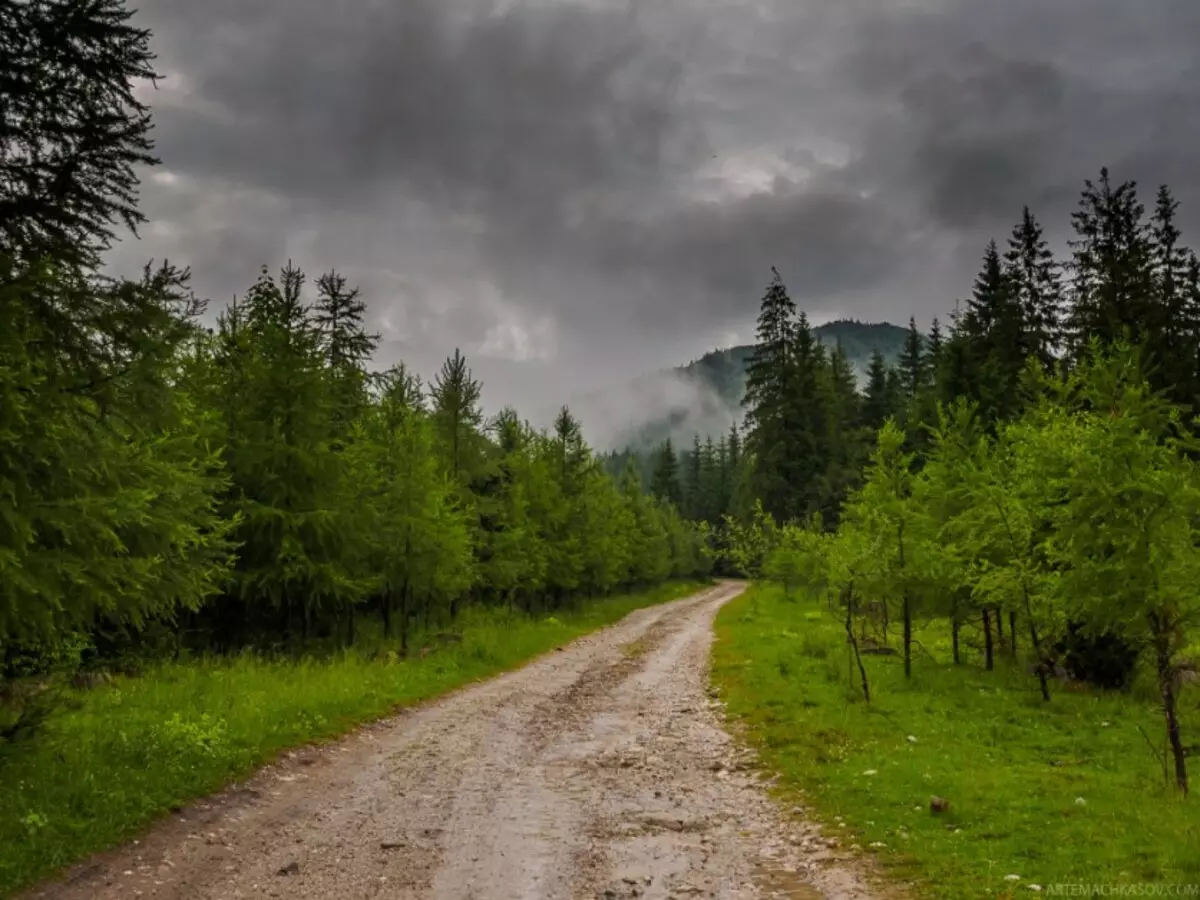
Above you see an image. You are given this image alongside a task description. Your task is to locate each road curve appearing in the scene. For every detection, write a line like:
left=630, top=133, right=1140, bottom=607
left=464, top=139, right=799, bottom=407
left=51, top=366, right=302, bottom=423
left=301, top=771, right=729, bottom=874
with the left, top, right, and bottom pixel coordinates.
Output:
left=27, top=582, right=885, bottom=900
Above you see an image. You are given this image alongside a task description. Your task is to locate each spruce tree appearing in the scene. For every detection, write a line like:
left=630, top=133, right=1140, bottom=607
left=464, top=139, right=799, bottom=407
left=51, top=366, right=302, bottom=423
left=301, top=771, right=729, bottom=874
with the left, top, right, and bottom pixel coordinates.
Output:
left=1004, top=207, right=1062, bottom=369
left=862, top=350, right=892, bottom=432
left=684, top=433, right=703, bottom=518
left=314, top=271, right=378, bottom=442
left=0, top=0, right=158, bottom=267
left=1148, top=186, right=1199, bottom=408
left=898, top=317, right=927, bottom=399
left=218, top=264, right=362, bottom=641
left=743, top=268, right=798, bottom=521
left=430, top=349, right=485, bottom=487
left=650, top=438, right=682, bottom=507
left=927, top=317, right=944, bottom=372
left=1067, top=168, right=1155, bottom=355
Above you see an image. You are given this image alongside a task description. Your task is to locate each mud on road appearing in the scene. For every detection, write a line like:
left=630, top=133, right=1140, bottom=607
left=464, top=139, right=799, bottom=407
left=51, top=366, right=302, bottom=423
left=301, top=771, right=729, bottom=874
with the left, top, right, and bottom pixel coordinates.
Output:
left=28, top=582, right=890, bottom=900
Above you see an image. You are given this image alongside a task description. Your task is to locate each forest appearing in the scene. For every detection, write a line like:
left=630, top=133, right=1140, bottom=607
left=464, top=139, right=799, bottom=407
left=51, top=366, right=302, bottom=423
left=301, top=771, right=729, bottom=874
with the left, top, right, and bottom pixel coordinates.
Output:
left=1, top=0, right=1198, bottom=894
left=0, top=0, right=711, bottom=696
left=698, top=180, right=1200, bottom=799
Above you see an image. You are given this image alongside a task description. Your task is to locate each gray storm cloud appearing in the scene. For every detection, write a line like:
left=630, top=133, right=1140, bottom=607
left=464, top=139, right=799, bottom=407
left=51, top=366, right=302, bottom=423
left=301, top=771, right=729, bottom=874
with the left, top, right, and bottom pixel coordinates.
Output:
left=105, top=0, right=1200, bottom=418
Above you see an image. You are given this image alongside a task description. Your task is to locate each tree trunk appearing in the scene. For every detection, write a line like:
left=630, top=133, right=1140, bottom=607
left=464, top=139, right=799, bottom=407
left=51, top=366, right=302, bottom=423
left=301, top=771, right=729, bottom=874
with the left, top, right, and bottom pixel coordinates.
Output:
left=400, top=582, right=411, bottom=657
left=382, top=590, right=393, bottom=639
left=844, top=585, right=870, bottom=703
left=898, top=522, right=911, bottom=678
left=995, top=607, right=1005, bottom=651
left=347, top=604, right=356, bottom=646
left=902, top=592, right=912, bottom=678
left=1009, top=611, right=1018, bottom=656
left=982, top=608, right=994, bottom=672
left=1021, top=585, right=1050, bottom=702
left=951, top=615, right=961, bottom=666
left=1152, top=619, right=1189, bottom=795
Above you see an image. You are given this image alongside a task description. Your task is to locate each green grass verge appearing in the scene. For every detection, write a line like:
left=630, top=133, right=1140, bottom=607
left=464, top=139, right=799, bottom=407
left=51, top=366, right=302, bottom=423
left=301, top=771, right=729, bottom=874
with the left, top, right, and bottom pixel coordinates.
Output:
left=712, top=583, right=1200, bottom=900
left=0, top=580, right=705, bottom=897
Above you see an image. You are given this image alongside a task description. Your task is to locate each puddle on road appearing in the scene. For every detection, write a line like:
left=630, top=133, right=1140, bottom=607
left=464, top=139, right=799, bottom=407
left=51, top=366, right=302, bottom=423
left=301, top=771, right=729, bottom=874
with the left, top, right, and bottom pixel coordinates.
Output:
left=753, top=863, right=830, bottom=899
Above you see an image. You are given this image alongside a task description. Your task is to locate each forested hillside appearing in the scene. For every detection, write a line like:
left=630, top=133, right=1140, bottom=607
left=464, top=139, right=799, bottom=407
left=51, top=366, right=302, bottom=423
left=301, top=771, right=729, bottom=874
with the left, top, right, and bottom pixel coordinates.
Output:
left=587, top=320, right=908, bottom=454
left=619, top=178, right=1200, bottom=803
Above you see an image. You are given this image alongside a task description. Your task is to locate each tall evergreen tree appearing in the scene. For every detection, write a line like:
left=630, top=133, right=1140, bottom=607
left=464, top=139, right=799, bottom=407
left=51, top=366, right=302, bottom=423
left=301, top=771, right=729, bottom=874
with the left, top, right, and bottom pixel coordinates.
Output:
left=743, top=268, right=799, bottom=521
left=218, top=264, right=361, bottom=641
left=861, top=350, right=893, bottom=433
left=1067, top=168, right=1155, bottom=355
left=1004, top=207, right=1063, bottom=369
left=429, top=349, right=485, bottom=487
left=898, top=317, right=928, bottom=400
left=314, top=270, right=378, bottom=442
left=0, top=0, right=158, bottom=267
left=650, top=438, right=682, bottom=507
left=1147, top=185, right=1199, bottom=408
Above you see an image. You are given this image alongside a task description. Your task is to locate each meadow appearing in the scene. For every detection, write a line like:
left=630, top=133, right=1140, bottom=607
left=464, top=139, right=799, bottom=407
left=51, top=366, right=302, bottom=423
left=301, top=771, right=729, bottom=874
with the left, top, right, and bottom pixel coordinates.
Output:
left=712, top=584, right=1200, bottom=899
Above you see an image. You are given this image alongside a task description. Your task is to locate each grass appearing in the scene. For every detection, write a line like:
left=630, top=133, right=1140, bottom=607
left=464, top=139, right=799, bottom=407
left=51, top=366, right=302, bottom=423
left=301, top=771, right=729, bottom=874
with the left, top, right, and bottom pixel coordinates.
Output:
left=711, top=583, right=1200, bottom=900
left=0, top=580, right=705, bottom=897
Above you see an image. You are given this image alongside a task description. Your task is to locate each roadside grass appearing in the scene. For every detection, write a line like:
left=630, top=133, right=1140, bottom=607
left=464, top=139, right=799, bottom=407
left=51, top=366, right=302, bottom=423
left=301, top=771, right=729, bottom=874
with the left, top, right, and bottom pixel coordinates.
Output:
left=712, top=583, right=1200, bottom=900
left=0, top=580, right=706, bottom=897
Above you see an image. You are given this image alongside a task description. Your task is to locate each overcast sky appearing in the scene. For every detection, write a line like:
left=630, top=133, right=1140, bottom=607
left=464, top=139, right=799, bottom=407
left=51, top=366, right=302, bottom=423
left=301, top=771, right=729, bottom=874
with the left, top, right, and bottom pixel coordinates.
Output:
left=109, top=0, right=1200, bottom=424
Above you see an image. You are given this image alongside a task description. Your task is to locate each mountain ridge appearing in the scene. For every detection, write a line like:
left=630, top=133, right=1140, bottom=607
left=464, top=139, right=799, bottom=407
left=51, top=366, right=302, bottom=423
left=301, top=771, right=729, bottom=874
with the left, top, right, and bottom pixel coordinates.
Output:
left=579, top=320, right=911, bottom=452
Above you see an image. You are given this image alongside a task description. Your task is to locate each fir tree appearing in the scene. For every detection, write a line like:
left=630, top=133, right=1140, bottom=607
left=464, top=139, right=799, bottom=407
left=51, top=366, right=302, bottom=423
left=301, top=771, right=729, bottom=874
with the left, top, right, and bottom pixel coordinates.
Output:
left=861, top=350, right=892, bottom=432
left=743, top=268, right=799, bottom=521
left=0, top=0, right=158, bottom=267
left=429, top=349, right=485, bottom=487
left=1067, top=168, right=1155, bottom=355
left=1004, top=207, right=1062, bottom=369
left=650, top=438, right=682, bottom=507
left=314, top=271, right=378, bottom=442
left=898, top=317, right=927, bottom=400
left=1148, top=185, right=1199, bottom=408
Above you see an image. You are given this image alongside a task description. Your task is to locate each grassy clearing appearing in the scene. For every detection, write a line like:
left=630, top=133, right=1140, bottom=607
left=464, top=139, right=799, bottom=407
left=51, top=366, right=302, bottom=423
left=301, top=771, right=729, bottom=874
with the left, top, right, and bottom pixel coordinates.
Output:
left=712, top=583, right=1200, bottom=899
left=0, top=580, right=705, bottom=897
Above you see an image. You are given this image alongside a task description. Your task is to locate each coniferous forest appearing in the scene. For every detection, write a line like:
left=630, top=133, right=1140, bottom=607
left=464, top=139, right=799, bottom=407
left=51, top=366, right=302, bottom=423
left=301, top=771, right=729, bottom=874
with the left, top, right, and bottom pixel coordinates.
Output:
left=715, top=178, right=1200, bottom=798
left=2, top=0, right=1199, bottom=895
left=0, top=0, right=709, bottom=681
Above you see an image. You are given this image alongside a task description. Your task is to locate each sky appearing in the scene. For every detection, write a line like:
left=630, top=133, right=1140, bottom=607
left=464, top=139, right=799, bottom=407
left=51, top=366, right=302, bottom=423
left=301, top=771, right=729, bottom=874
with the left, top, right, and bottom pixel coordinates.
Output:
left=108, top=0, right=1200, bottom=435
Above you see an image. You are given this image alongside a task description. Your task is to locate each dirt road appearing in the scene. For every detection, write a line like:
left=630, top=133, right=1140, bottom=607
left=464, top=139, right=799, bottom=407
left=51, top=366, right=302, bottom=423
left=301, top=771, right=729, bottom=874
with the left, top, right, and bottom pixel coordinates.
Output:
left=29, top=582, right=886, bottom=900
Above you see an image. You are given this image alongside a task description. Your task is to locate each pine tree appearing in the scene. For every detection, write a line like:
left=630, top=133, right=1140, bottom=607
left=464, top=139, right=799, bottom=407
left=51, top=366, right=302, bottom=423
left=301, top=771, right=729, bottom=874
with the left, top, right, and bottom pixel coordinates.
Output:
left=1004, top=207, right=1062, bottom=369
left=954, top=242, right=1023, bottom=426
left=650, top=438, right=682, bottom=507
left=898, top=317, right=927, bottom=399
left=927, top=317, right=944, bottom=372
left=0, top=0, right=158, bottom=267
left=429, top=349, right=485, bottom=488
left=218, top=263, right=362, bottom=642
left=0, top=260, right=235, bottom=644
left=1067, top=168, right=1155, bottom=355
left=818, top=342, right=866, bottom=524
left=1148, top=185, right=1198, bottom=408
left=684, top=433, right=703, bottom=518
left=861, top=351, right=892, bottom=432
left=314, top=271, right=378, bottom=442
left=743, top=268, right=799, bottom=521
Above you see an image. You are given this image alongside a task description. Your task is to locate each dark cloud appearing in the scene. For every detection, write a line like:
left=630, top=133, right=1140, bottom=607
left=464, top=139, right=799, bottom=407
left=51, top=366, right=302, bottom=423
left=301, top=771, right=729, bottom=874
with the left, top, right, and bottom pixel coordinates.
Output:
left=836, top=0, right=1200, bottom=238
left=104, top=0, right=1200, bottom=427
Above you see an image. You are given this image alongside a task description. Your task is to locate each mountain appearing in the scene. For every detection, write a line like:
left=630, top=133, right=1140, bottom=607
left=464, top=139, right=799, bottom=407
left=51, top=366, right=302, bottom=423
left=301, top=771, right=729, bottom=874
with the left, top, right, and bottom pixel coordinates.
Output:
left=578, top=320, right=910, bottom=452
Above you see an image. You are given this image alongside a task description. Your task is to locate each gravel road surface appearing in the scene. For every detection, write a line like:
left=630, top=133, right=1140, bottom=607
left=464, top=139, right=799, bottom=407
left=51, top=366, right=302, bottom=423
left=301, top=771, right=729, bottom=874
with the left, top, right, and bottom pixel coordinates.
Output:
left=28, top=582, right=889, bottom=900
